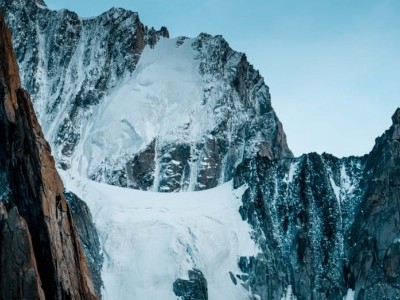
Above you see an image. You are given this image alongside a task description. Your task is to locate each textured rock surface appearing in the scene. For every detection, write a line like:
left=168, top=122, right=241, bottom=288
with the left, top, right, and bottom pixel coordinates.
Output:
left=2, top=1, right=399, bottom=299
left=1, top=0, right=291, bottom=192
left=234, top=109, right=400, bottom=299
left=234, top=153, right=366, bottom=300
left=0, top=0, right=168, bottom=169
left=348, top=113, right=400, bottom=299
left=0, top=13, right=98, bottom=299
left=0, top=204, right=45, bottom=299
left=65, top=192, right=103, bottom=295
left=173, top=269, right=208, bottom=300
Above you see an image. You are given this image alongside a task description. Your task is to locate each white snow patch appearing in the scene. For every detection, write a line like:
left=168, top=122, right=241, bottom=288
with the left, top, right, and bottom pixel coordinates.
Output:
left=329, top=177, right=341, bottom=203
left=281, top=285, right=297, bottom=300
left=74, top=37, right=207, bottom=177
left=61, top=171, right=258, bottom=300
left=340, top=164, right=355, bottom=194
left=343, top=289, right=355, bottom=300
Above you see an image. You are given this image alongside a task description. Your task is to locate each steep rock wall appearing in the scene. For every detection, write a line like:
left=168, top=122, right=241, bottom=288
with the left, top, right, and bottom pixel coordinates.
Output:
left=0, top=13, right=98, bottom=299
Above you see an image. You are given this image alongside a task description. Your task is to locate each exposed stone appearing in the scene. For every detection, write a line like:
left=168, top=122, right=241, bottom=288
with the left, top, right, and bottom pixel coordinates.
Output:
left=127, top=140, right=156, bottom=190
left=392, top=107, right=400, bottom=125
left=348, top=115, right=400, bottom=299
left=1, top=1, right=292, bottom=193
left=0, top=204, right=45, bottom=300
left=0, top=0, right=171, bottom=174
left=0, top=13, right=98, bottom=299
left=66, top=192, right=103, bottom=295
left=173, top=269, right=208, bottom=300
left=234, top=109, right=400, bottom=299
left=234, top=152, right=366, bottom=300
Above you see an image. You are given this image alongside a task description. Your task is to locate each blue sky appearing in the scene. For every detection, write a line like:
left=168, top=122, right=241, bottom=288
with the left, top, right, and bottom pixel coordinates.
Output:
left=45, top=0, right=400, bottom=157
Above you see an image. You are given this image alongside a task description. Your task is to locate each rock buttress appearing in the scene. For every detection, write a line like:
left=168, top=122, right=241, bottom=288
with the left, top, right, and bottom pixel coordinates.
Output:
left=0, top=13, right=98, bottom=299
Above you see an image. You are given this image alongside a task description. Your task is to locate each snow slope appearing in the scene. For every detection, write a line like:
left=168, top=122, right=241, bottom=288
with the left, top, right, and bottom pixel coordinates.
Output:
left=73, top=37, right=204, bottom=178
left=61, top=171, right=259, bottom=299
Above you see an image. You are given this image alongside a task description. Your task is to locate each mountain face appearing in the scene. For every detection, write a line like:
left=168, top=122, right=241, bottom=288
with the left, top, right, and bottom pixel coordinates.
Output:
left=0, top=13, right=98, bottom=299
left=1, top=0, right=399, bottom=300
left=0, top=0, right=291, bottom=193
left=233, top=110, right=400, bottom=299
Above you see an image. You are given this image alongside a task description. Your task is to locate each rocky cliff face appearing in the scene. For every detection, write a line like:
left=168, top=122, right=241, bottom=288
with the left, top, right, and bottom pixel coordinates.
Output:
left=0, top=13, right=98, bottom=299
left=0, top=0, right=291, bottom=192
left=348, top=108, right=400, bottom=299
left=233, top=110, right=400, bottom=299
left=2, top=1, right=398, bottom=300
left=0, top=0, right=168, bottom=171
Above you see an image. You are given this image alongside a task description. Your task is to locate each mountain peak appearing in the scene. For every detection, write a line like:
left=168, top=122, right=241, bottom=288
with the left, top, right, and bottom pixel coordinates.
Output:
left=392, top=107, right=400, bottom=125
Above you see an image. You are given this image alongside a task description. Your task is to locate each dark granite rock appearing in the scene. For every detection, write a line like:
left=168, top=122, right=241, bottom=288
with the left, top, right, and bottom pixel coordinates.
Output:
left=234, top=152, right=366, bottom=299
left=173, top=268, right=208, bottom=300
left=392, top=108, right=400, bottom=125
left=0, top=204, right=45, bottom=299
left=348, top=111, right=400, bottom=299
left=126, top=140, right=156, bottom=190
left=66, top=192, right=103, bottom=296
left=233, top=108, right=400, bottom=299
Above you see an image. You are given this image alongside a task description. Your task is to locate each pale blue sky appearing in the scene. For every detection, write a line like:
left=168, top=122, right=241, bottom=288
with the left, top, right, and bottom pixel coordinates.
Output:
left=45, top=0, right=400, bottom=157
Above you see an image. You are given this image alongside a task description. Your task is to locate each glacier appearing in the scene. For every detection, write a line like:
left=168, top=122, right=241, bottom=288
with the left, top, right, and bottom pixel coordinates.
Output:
left=61, top=171, right=259, bottom=299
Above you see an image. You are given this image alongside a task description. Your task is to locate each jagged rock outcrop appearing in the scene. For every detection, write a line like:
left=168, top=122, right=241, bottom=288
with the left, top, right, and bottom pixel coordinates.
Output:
left=0, top=0, right=168, bottom=169
left=173, top=269, right=208, bottom=300
left=3, top=1, right=398, bottom=299
left=234, top=153, right=366, bottom=299
left=1, top=0, right=291, bottom=192
left=234, top=109, right=400, bottom=299
left=0, top=13, right=98, bottom=299
left=65, top=192, right=103, bottom=294
left=348, top=108, right=400, bottom=299
left=0, top=204, right=45, bottom=299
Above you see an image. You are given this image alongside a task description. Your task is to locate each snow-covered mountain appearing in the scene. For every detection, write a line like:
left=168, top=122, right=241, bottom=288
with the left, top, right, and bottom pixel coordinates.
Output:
left=1, top=0, right=291, bottom=192
left=1, top=0, right=400, bottom=299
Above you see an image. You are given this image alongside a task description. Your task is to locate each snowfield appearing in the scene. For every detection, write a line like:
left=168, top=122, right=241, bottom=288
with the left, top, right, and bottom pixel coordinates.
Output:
left=72, top=37, right=205, bottom=178
left=61, top=171, right=259, bottom=299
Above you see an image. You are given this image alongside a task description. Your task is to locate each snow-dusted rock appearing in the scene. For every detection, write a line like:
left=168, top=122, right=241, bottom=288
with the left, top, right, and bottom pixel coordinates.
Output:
left=1, top=0, right=291, bottom=192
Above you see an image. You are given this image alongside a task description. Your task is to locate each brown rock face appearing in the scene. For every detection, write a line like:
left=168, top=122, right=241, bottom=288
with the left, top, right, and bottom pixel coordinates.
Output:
left=0, top=204, right=45, bottom=299
left=0, top=13, right=98, bottom=299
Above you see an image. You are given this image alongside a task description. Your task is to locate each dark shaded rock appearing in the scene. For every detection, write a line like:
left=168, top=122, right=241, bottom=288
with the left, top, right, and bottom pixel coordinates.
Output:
left=234, top=152, right=367, bottom=299
left=348, top=113, right=400, bottom=299
left=233, top=108, right=400, bottom=299
left=158, top=143, right=191, bottom=192
left=65, top=192, right=103, bottom=296
left=127, top=140, right=156, bottom=190
left=0, top=13, right=98, bottom=299
left=0, top=204, right=45, bottom=299
left=173, top=268, right=208, bottom=300
left=392, top=108, right=400, bottom=125
left=229, top=271, right=237, bottom=285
